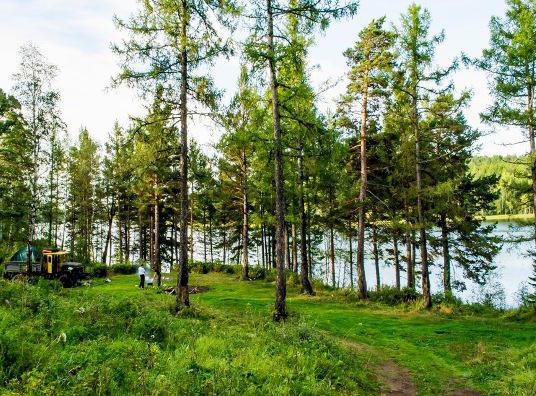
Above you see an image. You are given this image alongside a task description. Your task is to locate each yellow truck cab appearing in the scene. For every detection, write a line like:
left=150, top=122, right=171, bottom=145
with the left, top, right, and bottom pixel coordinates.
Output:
left=42, top=249, right=67, bottom=275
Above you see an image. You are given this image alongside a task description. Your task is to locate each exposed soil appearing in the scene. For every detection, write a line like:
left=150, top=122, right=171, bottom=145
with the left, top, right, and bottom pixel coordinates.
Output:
left=376, top=359, right=418, bottom=396
left=337, top=338, right=417, bottom=396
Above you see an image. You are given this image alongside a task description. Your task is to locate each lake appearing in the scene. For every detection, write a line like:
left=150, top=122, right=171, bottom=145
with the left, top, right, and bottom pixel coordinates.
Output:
left=188, top=221, right=533, bottom=307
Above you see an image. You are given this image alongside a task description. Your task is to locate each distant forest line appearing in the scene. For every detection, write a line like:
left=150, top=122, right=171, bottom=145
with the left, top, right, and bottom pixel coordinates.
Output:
left=470, top=155, right=534, bottom=216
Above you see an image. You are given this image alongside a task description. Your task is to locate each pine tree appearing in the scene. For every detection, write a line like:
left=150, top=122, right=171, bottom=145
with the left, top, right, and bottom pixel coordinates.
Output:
left=66, top=128, right=99, bottom=264
left=244, top=0, right=357, bottom=320
left=469, top=0, right=536, bottom=281
left=394, top=4, right=456, bottom=307
left=113, top=0, right=237, bottom=309
left=12, top=43, right=61, bottom=270
left=338, top=17, right=396, bottom=299
left=0, top=88, right=32, bottom=245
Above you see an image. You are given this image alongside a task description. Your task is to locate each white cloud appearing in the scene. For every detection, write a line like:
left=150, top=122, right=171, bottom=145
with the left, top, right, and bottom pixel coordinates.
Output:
left=0, top=0, right=528, bottom=156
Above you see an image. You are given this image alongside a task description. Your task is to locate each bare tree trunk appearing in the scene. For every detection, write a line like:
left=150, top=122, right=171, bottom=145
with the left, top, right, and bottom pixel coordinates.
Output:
left=291, top=223, right=297, bottom=272
left=125, top=206, right=130, bottom=264
left=261, top=222, right=265, bottom=269
left=241, top=178, right=249, bottom=280
left=330, top=226, right=335, bottom=288
left=413, top=93, right=431, bottom=308
left=356, top=72, right=369, bottom=299
left=223, top=228, right=227, bottom=265
left=348, top=221, right=354, bottom=289
left=118, top=214, right=123, bottom=264
left=101, top=201, right=114, bottom=264
left=392, top=232, right=400, bottom=289
left=149, top=210, right=154, bottom=269
left=372, top=225, right=380, bottom=290
left=267, top=0, right=287, bottom=320
left=203, top=209, right=207, bottom=263
left=298, top=150, right=314, bottom=294
left=176, top=0, right=190, bottom=309
left=189, top=185, right=194, bottom=262
left=285, top=224, right=290, bottom=270
left=440, top=213, right=451, bottom=294
left=154, top=195, right=161, bottom=286
left=307, top=227, right=313, bottom=278
left=209, top=215, right=213, bottom=264
left=405, top=228, right=414, bottom=289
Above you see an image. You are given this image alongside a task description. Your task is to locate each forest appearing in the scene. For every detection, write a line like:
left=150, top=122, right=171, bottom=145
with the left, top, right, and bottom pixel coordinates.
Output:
left=1, top=0, right=536, bottom=395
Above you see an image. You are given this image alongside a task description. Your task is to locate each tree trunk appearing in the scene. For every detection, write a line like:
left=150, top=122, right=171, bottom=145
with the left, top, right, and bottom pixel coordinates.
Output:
left=267, top=0, right=287, bottom=320
left=405, top=228, right=414, bottom=289
left=392, top=232, right=400, bottom=289
left=118, top=215, right=123, bottom=264
left=223, top=228, right=227, bottom=265
left=101, top=201, right=114, bottom=264
left=241, top=178, right=249, bottom=280
left=356, top=70, right=369, bottom=299
left=440, top=213, right=451, bottom=294
left=261, top=222, right=265, bottom=269
left=203, top=209, right=207, bottom=263
left=176, top=0, right=189, bottom=309
left=125, top=206, right=130, bottom=264
left=189, top=185, right=194, bottom=262
left=307, top=227, right=313, bottom=278
left=149, top=210, right=154, bottom=269
left=291, top=223, right=298, bottom=272
left=154, top=196, right=161, bottom=286
left=330, top=226, right=335, bottom=288
left=349, top=222, right=354, bottom=289
left=372, top=225, right=380, bottom=290
left=285, top=224, right=291, bottom=270
left=414, top=93, right=432, bottom=308
left=298, top=150, right=314, bottom=294
left=209, top=214, right=213, bottom=264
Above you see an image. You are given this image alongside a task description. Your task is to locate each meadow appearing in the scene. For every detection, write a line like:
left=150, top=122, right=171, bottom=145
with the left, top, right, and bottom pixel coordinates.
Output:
left=1, top=270, right=535, bottom=395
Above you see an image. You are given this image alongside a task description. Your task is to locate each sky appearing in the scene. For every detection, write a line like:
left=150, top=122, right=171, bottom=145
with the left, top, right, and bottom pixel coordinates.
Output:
left=0, top=0, right=525, bottom=156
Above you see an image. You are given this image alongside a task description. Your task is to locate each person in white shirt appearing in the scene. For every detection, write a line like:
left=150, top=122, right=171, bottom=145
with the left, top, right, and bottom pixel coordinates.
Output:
left=137, top=264, right=146, bottom=288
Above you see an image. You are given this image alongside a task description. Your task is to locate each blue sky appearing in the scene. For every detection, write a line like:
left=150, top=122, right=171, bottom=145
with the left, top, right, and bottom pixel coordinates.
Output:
left=0, top=0, right=523, bottom=155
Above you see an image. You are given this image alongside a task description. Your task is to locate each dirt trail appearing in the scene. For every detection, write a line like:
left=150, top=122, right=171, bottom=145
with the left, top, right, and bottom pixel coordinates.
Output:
left=337, top=337, right=482, bottom=396
left=337, top=338, right=417, bottom=396
left=376, top=359, right=418, bottom=396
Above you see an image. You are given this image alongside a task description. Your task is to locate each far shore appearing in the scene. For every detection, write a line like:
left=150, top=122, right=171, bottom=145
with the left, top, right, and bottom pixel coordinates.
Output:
left=485, top=213, right=534, bottom=222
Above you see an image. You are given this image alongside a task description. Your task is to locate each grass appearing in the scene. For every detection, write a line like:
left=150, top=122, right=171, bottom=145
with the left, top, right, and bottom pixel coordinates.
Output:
left=484, top=213, right=534, bottom=222
left=1, top=272, right=535, bottom=395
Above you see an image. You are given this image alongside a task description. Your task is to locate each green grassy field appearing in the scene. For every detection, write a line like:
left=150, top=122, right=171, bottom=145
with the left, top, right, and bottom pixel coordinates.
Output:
left=1, top=272, right=535, bottom=395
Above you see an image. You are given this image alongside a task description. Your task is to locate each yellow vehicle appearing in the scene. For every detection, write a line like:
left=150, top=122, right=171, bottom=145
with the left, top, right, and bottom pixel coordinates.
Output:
left=4, top=247, right=85, bottom=287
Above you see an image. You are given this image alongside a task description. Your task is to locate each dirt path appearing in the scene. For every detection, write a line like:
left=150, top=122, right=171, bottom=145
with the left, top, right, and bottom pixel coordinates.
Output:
left=376, top=359, right=418, bottom=396
left=336, top=337, right=483, bottom=395
left=337, top=337, right=417, bottom=396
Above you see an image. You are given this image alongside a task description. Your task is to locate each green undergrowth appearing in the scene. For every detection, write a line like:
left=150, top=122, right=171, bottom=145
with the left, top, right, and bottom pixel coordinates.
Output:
left=1, top=271, right=536, bottom=395
left=0, top=276, right=377, bottom=395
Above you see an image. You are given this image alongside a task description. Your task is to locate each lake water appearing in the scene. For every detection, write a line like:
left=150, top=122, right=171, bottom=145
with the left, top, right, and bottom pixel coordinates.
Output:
left=181, top=222, right=535, bottom=308
left=351, top=222, right=532, bottom=308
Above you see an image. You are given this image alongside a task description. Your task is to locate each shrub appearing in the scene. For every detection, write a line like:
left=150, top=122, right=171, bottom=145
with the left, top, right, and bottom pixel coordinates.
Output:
left=368, top=286, right=420, bottom=306
left=189, top=260, right=211, bottom=274
left=110, top=263, right=136, bottom=275
left=86, top=263, right=107, bottom=278
left=248, top=266, right=267, bottom=280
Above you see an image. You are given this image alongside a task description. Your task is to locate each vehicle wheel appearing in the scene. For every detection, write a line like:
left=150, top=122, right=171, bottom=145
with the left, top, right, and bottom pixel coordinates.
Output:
left=59, top=275, right=72, bottom=288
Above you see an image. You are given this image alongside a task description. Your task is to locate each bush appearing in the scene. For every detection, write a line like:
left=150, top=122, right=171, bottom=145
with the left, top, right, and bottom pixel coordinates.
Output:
left=368, top=286, right=420, bottom=306
left=189, top=260, right=211, bottom=274
left=110, top=263, right=136, bottom=275
left=248, top=266, right=267, bottom=280
left=86, top=263, right=107, bottom=278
